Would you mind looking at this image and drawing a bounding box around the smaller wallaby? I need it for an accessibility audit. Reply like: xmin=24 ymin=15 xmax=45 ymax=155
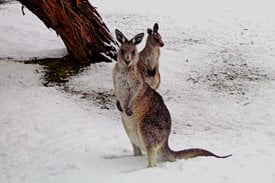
xmin=113 ymin=29 xmax=231 ymax=167
xmin=138 ymin=23 xmax=164 ymax=90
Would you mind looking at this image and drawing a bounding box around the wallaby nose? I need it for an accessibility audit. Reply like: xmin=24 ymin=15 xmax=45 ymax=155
xmin=125 ymin=55 xmax=131 ymax=64
xmin=159 ymin=42 xmax=164 ymax=47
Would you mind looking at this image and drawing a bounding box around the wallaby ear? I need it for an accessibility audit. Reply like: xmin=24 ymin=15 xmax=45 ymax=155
xmin=115 ymin=29 xmax=127 ymax=44
xmin=147 ymin=28 xmax=153 ymax=34
xmin=153 ymin=23 xmax=159 ymax=32
xmin=131 ymin=33 xmax=144 ymax=45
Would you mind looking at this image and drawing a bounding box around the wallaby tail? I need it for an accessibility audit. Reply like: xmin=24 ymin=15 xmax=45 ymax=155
xmin=161 ymin=140 xmax=232 ymax=161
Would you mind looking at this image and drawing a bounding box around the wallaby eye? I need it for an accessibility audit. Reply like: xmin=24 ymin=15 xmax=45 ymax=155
xmin=154 ymin=38 xmax=159 ymax=42
xmin=121 ymin=49 xmax=125 ymax=54
xmin=132 ymin=50 xmax=135 ymax=55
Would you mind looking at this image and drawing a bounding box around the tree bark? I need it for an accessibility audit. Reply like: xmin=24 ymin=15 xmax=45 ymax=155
xmin=18 ymin=0 xmax=117 ymax=63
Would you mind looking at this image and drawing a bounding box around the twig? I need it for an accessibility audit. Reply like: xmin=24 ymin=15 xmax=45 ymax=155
xmin=21 ymin=5 xmax=25 ymax=15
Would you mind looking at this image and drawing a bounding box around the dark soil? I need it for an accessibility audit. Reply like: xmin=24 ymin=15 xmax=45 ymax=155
xmin=24 ymin=57 xmax=115 ymax=110
xmin=24 ymin=57 xmax=88 ymax=87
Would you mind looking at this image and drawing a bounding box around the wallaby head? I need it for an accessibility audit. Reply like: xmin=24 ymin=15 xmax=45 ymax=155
xmin=147 ymin=23 xmax=164 ymax=47
xmin=115 ymin=29 xmax=144 ymax=67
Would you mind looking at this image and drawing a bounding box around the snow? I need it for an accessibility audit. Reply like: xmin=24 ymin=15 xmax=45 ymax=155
xmin=1 ymin=0 xmax=275 ymax=183
xmin=0 ymin=2 xmax=66 ymax=60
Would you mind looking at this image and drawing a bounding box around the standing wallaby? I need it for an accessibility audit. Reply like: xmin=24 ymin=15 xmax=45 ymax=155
xmin=138 ymin=23 xmax=164 ymax=90
xmin=113 ymin=29 xmax=231 ymax=167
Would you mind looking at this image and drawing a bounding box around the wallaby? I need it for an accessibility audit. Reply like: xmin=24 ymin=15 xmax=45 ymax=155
xmin=138 ymin=23 xmax=164 ymax=90
xmin=113 ymin=29 xmax=231 ymax=167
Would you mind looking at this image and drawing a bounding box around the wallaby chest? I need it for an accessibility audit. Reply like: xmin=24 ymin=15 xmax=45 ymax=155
xmin=114 ymin=67 xmax=140 ymax=96
xmin=141 ymin=48 xmax=160 ymax=70
xmin=114 ymin=70 xmax=130 ymax=105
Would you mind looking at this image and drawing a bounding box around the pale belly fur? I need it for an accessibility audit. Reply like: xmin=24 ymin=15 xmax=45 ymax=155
xmin=121 ymin=113 xmax=146 ymax=151
xmin=114 ymin=73 xmax=129 ymax=108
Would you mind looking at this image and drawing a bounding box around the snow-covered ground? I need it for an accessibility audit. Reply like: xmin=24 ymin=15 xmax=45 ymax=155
xmin=1 ymin=0 xmax=275 ymax=183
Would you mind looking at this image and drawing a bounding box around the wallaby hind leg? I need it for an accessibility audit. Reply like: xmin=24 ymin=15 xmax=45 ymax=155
xmin=132 ymin=143 xmax=142 ymax=156
xmin=147 ymin=147 xmax=158 ymax=167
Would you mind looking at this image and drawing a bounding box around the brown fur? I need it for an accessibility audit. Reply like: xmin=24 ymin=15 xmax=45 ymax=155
xmin=113 ymin=29 xmax=231 ymax=167
xmin=138 ymin=23 xmax=163 ymax=90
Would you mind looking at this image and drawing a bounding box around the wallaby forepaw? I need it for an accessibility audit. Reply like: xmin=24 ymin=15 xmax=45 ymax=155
xmin=125 ymin=108 xmax=133 ymax=116
xmin=147 ymin=68 xmax=156 ymax=76
xmin=116 ymin=100 xmax=123 ymax=112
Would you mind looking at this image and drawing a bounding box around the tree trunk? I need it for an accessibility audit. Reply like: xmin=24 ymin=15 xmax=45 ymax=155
xmin=18 ymin=0 xmax=117 ymax=63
